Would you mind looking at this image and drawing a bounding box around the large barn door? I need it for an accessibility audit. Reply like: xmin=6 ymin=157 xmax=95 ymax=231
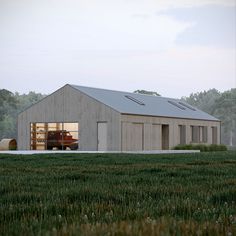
xmin=97 ymin=122 xmax=107 ymax=151
xmin=121 ymin=122 xmax=143 ymax=151
xmin=132 ymin=123 xmax=144 ymax=151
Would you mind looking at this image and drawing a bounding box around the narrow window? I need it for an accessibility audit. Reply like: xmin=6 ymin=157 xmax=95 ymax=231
xmin=179 ymin=125 xmax=186 ymax=145
xmin=203 ymin=126 xmax=208 ymax=143
xmin=212 ymin=126 xmax=218 ymax=144
xmin=191 ymin=126 xmax=200 ymax=143
xmin=199 ymin=126 xmax=203 ymax=142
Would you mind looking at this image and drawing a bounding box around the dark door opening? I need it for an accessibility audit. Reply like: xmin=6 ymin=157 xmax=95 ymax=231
xmin=162 ymin=125 xmax=169 ymax=150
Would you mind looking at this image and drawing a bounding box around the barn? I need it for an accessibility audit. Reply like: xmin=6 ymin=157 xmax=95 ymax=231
xmin=17 ymin=84 xmax=220 ymax=151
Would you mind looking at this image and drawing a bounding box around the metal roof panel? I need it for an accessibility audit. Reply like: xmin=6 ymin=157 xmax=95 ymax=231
xmin=69 ymin=84 xmax=219 ymax=121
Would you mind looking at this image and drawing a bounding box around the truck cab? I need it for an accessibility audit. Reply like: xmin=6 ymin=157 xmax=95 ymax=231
xmin=46 ymin=130 xmax=78 ymax=150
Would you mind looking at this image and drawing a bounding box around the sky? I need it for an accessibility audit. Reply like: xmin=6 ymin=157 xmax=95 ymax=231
xmin=0 ymin=0 xmax=235 ymax=98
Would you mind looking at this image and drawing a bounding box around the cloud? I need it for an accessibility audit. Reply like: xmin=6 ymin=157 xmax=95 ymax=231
xmin=161 ymin=5 xmax=236 ymax=48
xmin=0 ymin=0 xmax=193 ymax=53
xmin=2 ymin=0 xmax=234 ymax=53
xmin=126 ymin=0 xmax=236 ymax=10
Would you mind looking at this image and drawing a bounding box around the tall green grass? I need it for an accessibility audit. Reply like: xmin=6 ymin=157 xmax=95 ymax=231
xmin=0 ymin=151 xmax=236 ymax=235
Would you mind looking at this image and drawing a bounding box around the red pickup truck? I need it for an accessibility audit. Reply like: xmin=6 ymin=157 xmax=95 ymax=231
xmin=46 ymin=130 xmax=78 ymax=150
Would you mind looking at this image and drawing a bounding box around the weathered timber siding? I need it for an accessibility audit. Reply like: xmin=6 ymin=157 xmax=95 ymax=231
xmin=18 ymin=85 xmax=121 ymax=150
xmin=121 ymin=114 xmax=220 ymax=151
xmin=18 ymin=84 xmax=221 ymax=151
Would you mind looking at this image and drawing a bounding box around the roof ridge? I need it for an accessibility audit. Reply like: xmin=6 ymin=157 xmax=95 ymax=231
xmin=68 ymin=84 xmax=219 ymax=121
xmin=68 ymin=84 xmax=179 ymax=100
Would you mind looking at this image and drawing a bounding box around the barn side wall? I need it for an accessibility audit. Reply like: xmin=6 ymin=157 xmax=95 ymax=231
xmin=121 ymin=114 xmax=221 ymax=151
xmin=18 ymin=85 xmax=121 ymax=151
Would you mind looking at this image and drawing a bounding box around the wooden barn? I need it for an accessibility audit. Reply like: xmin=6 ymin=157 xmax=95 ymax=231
xmin=17 ymin=84 xmax=220 ymax=151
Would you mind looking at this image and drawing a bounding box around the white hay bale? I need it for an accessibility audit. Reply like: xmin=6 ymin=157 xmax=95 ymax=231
xmin=0 ymin=139 xmax=17 ymax=150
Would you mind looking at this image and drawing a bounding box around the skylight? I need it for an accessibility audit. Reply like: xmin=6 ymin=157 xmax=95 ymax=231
xmin=178 ymin=102 xmax=196 ymax=111
xmin=168 ymin=101 xmax=186 ymax=110
xmin=125 ymin=95 xmax=145 ymax=106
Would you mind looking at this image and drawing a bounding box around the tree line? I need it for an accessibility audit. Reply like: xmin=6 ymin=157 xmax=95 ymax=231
xmin=0 ymin=89 xmax=45 ymax=140
xmin=182 ymin=88 xmax=236 ymax=147
xmin=0 ymin=88 xmax=235 ymax=146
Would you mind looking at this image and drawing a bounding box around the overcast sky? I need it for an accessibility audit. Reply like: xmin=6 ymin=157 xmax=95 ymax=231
xmin=0 ymin=0 xmax=235 ymax=98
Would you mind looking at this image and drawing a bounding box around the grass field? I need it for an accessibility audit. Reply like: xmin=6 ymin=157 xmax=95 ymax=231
xmin=0 ymin=151 xmax=236 ymax=235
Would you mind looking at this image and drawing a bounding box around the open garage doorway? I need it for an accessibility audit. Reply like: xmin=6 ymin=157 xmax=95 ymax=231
xmin=30 ymin=122 xmax=79 ymax=150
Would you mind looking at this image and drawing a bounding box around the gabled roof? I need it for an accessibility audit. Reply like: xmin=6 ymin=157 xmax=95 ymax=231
xmin=69 ymin=84 xmax=219 ymax=121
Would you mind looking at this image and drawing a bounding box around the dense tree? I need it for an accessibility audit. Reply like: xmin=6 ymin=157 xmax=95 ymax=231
xmin=182 ymin=89 xmax=221 ymax=114
xmin=134 ymin=90 xmax=160 ymax=96
xmin=14 ymin=92 xmax=45 ymax=113
xmin=182 ymin=89 xmax=236 ymax=146
xmin=213 ymin=89 xmax=236 ymax=146
xmin=0 ymin=89 xmax=18 ymax=121
xmin=0 ymin=91 xmax=45 ymax=139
